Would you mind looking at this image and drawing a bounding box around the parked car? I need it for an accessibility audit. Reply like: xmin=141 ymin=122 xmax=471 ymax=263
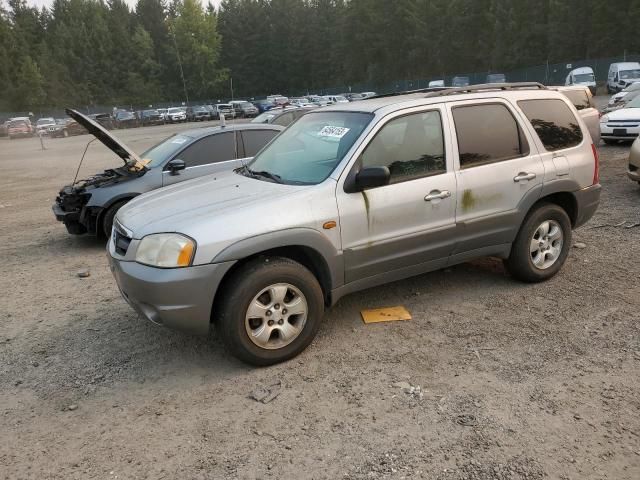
xmin=49 ymin=118 xmax=87 ymax=138
xmin=452 ymin=76 xmax=470 ymax=87
xmin=344 ymin=93 xmax=367 ymax=102
xmin=7 ymin=119 xmax=33 ymax=139
xmin=428 ymin=80 xmax=445 ymax=88
xmin=139 ymin=109 xmax=165 ymax=126
xmin=361 ymin=92 xmax=377 ymax=99
xmin=157 ymin=108 xmax=168 ymax=121
xmin=608 ymin=81 xmax=640 ymax=107
xmin=322 ymin=95 xmax=349 ymax=104
xmin=267 ymin=95 xmax=289 ymax=105
xmin=166 ymin=107 xmax=187 ymax=123
xmin=53 ymin=108 xmax=284 ymax=237
xmin=550 ymin=85 xmax=600 ymax=144
xmin=627 ymin=137 xmax=640 ymax=185
xmin=607 ymin=62 xmax=640 ymax=94
xmin=308 ymin=96 xmax=331 ymax=106
xmin=215 ymin=103 xmax=236 ymax=119
xmin=231 ymin=100 xmax=259 ymax=118
xmin=253 ymin=99 xmax=276 ymax=113
xmin=565 ymin=67 xmax=596 ymax=95
xmin=36 ymin=117 xmax=56 ymax=135
xmin=252 ymin=106 xmax=315 ymax=127
xmin=186 ymin=105 xmax=210 ymax=122
xmin=108 ymin=83 xmax=600 ymax=365
xmin=114 ymin=110 xmax=139 ymax=129
xmin=600 ymin=95 xmax=640 ymax=144
xmin=486 ymin=73 xmax=507 ymax=84
xmin=89 ymin=113 xmax=115 ymax=130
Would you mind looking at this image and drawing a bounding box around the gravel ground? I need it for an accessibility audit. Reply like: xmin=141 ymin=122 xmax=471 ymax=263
xmin=1 ymin=111 xmax=639 ymax=479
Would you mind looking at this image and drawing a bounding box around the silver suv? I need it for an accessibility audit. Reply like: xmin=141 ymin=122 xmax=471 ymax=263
xmin=108 ymin=83 xmax=601 ymax=366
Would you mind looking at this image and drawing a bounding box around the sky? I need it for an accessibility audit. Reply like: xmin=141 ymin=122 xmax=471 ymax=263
xmin=23 ymin=0 xmax=223 ymax=10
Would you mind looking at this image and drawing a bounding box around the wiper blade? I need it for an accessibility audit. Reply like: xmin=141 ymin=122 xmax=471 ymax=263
xmin=251 ymin=170 xmax=283 ymax=183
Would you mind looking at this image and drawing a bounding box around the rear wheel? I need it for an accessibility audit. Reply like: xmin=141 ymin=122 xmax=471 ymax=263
xmin=217 ymin=257 xmax=324 ymax=366
xmin=101 ymin=200 xmax=129 ymax=238
xmin=505 ymin=203 xmax=572 ymax=283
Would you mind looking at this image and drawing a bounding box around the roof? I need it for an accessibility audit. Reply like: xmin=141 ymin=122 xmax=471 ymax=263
xmin=319 ymin=83 xmax=566 ymax=115
xmin=570 ymin=66 xmax=594 ymax=74
xmin=184 ymin=123 xmax=284 ymax=139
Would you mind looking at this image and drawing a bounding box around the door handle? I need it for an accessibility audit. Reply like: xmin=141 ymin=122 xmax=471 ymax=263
xmin=513 ymin=172 xmax=536 ymax=183
xmin=424 ymin=190 xmax=451 ymax=202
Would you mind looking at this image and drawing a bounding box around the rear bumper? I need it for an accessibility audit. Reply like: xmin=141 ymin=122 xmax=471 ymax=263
xmin=108 ymin=254 xmax=235 ymax=335
xmin=573 ymin=184 xmax=601 ymax=228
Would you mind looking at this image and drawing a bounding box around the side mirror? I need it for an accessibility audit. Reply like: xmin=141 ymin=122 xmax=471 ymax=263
xmin=354 ymin=166 xmax=390 ymax=191
xmin=167 ymin=159 xmax=186 ymax=175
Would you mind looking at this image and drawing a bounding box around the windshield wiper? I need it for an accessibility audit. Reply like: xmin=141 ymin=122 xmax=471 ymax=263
xmin=236 ymin=165 xmax=283 ymax=183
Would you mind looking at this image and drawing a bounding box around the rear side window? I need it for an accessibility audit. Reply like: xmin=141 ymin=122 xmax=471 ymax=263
xmin=560 ymin=90 xmax=592 ymax=110
xmin=242 ymin=130 xmax=279 ymax=157
xmin=452 ymin=103 xmax=529 ymax=168
xmin=518 ymin=99 xmax=583 ymax=151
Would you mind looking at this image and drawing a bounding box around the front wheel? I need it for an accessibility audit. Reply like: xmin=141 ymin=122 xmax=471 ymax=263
xmin=101 ymin=200 xmax=129 ymax=238
xmin=217 ymin=257 xmax=324 ymax=366
xmin=504 ymin=203 xmax=572 ymax=283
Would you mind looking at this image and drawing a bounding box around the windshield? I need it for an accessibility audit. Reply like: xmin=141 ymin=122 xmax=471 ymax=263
xmin=625 ymin=96 xmax=640 ymax=109
xmin=141 ymin=134 xmax=192 ymax=168
xmin=168 ymin=108 xmax=181 ymax=113
xmin=242 ymin=111 xmax=372 ymax=185
xmin=620 ymin=69 xmax=640 ymax=79
xmin=37 ymin=118 xmax=54 ymax=125
xmin=573 ymin=73 xmax=594 ymax=83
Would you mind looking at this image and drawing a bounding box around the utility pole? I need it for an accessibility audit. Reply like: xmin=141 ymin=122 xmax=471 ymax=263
xmin=169 ymin=24 xmax=189 ymax=105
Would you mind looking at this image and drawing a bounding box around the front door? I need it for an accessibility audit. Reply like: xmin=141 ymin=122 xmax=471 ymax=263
xmin=336 ymin=107 xmax=457 ymax=283
xmin=447 ymin=99 xmax=545 ymax=254
xmin=162 ymin=132 xmax=244 ymax=186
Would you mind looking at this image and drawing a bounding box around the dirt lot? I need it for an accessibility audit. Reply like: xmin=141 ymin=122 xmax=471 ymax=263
xmin=1 ymin=115 xmax=639 ymax=480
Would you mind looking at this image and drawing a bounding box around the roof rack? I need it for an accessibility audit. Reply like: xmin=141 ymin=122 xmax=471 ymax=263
xmin=425 ymin=82 xmax=547 ymax=97
xmin=367 ymin=87 xmax=449 ymax=100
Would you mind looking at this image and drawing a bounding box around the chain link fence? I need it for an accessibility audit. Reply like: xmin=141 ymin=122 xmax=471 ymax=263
xmin=3 ymin=54 xmax=639 ymax=121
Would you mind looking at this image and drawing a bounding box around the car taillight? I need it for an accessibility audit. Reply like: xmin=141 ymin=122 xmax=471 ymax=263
xmin=591 ymin=143 xmax=599 ymax=185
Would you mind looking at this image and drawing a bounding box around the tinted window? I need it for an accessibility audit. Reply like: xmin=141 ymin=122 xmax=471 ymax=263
xmin=560 ymin=90 xmax=591 ymax=110
xmin=242 ymin=130 xmax=278 ymax=157
xmin=361 ymin=110 xmax=446 ymax=183
xmin=273 ymin=112 xmax=296 ymax=127
xmin=518 ymin=99 xmax=583 ymax=151
xmin=453 ymin=104 xmax=529 ymax=168
xmin=175 ymin=132 xmax=236 ymax=167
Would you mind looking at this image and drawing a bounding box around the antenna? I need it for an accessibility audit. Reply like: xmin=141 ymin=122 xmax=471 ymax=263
xmin=230 ymin=76 xmax=241 ymax=165
xmin=72 ymin=138 xmax=97 ymax=185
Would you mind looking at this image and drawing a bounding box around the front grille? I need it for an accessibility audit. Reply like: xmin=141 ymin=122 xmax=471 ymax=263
xmin=113 ymin=222 xmax=132 ymax=256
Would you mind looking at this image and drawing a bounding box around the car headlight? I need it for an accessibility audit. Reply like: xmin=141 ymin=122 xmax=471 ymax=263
xmin=135 ymin=233 xmax=195 ymax=268
xmin=600 ymin=115 xmax=609 ymax=124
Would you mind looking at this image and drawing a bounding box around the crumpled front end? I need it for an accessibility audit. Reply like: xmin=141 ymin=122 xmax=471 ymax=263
xmin=53 ymin=185 xmax=95 ymax=234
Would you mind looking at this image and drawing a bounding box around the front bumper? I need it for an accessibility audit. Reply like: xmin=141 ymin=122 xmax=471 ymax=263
xmin=601 ymin=123 xmax=640 ymax=140
xmin=573 ymin=184 xmax=601 ymax=228
xmin=108 ymin=253 xmax=235 ymax=335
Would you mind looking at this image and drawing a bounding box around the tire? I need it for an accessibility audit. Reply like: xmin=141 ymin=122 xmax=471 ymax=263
xmin=101 ymin=200 xmax=129 ymax=238
xmin=603 ymin=139 xmax=618 ymax=145
xmin=504 ymin=203 xmax=572 ymax=283
xmin=217 ymin=256 xmax=324 ymax=366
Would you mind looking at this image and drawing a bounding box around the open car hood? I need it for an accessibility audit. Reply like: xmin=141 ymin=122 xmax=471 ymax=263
xmin=65 ymin=108 xmax=147 ymax=171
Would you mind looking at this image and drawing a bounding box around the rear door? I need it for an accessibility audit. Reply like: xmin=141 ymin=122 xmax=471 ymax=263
xmin=447 ymin=99 xmax=545 ymax=254
xmin=162 ymin=132 xmax=243 ymax=186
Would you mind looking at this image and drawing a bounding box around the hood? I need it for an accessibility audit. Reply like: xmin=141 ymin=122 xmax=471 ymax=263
xmin=65 ymin=108 xmax=147 ymax=171
xmin=117 ymin=170 xmax=308 ymax=238
xmin=607 ymin=107 xmax=640 ymax=121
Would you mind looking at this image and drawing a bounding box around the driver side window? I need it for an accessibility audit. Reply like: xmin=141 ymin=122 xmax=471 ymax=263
xmin=360 ymin=110 xmax=446 ymax=184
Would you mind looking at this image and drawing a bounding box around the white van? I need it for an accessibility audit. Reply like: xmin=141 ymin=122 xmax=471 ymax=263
xmin=607 ymin=62 xmax=640 ymax=94
xmin=428 ymin=80 xmax=444 ymax=88
xmin=565 ymin=67 xmax=596 ymax=94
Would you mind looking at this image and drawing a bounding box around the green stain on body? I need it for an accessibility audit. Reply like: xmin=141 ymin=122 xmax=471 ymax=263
xmin=461 ymin=189 xmax=476 ymax=211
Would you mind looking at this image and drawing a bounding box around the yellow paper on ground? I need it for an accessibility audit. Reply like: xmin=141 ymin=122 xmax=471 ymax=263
xmin=361 ymin=306 xmax=412 ymax=324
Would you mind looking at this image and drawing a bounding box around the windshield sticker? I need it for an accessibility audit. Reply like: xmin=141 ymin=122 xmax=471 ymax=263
xmin=171 ymin=137 xmax=187 ymax=144
xmin=318 ymin=126 xmax=350 ymax=139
